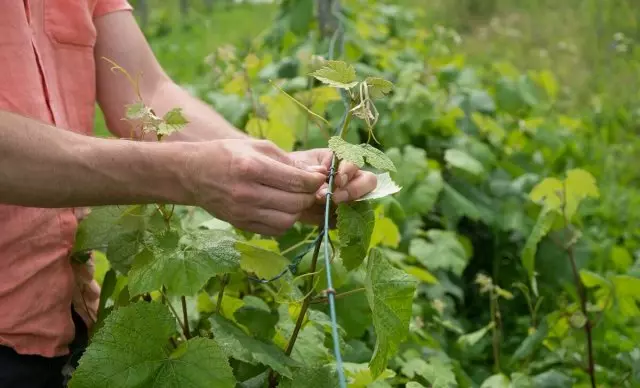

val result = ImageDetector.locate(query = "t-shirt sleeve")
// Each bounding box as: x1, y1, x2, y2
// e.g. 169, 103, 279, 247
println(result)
93, 0, 133, 19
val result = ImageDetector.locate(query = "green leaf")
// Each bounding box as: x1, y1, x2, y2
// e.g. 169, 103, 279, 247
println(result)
403, 265, 438, 284
128, 229, 240, 296
337, 202, 376, 270
309, 60, 358, 89
237, 240, 290, 279
444, 148, 485, 176
366, 77, 394, 99
343, 362, 396, 387
521, 206, 557, 279
125, 101, 149, 120
365, 249, 417, 377
356, 173, 402, 202
511, 320, 548, 362
233, 296, 279, 340
279, 365, 339, 388
69, 302, 234, 388
409, 230, 470, 276
157, 107, 189, 137
210, 315, 299, 378
610, 245, 633, 272
480, 374, 510, 388
458, 321, 494, 348
329, 137, 397, 172
406, 383, 427, 388
401, 357, 457, 388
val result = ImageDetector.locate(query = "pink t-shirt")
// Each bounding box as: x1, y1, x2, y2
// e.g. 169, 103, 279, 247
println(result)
0, 0, 132, 357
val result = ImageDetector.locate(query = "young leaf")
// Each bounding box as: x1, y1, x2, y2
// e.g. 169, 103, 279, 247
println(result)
156, 107, 189, 137
401, 357, 457, 388
409, 230, 470, 276
457, 321, 495, 348
337, 201, 376, 270
329, 137, 397, 172
279, 365, 339, 388
444, 148, 485, 176
365, 77, 394, 99
356, 173, 402, 202
236, 240, 290, 279
210, 315, 299, 379
365, 249, 417, 378
309, 60, 358, 89
125, 101, 149, 120
521, 206, 557, 279
69, 302, 235, 388
128, 229, 241, 296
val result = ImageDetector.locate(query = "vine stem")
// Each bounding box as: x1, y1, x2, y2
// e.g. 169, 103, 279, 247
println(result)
562, 186, 596, 388
490, 290, 501, 373
216, 274, 230, 315
268, 234, 323, 387
310, 287, 365, 304
181, 296, 191, 339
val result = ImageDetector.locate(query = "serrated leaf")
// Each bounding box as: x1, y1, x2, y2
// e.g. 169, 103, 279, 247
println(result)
409, 230, 470, 276
309, 60, 358, 89
128, 229, 240, 296
210, 315, 299, 378
157, 107, 189, 137
69, 302, 235, 388
401, 357, 457, 388
521, 206, 557, 278
343, 362, 396, 387
329, 137, 396, 172
237, 240, 290, 279
337, 202, 375, 270
357, 173, 402, 202
564, 168, 599, 220
279, 365, 339, 388
365, 249, 417, 377
125, 101, 149, 120
444, 148, 485, 176
366, 77, 394, 99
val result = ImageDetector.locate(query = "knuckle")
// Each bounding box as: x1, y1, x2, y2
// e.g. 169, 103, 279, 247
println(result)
230, 184, 254, 204
235, 156, 258, 176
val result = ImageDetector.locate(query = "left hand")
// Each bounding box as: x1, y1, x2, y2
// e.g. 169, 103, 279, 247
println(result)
288, 148, 378, 226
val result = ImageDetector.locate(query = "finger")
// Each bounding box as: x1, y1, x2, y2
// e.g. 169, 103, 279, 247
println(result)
335, 161, 360, 188
239, 208, 301, 236
255, 155, 327, 193
299, 203, 337, 229
332, 170, 377, 203
255, 184, 319, 214
256, 141, 329, 175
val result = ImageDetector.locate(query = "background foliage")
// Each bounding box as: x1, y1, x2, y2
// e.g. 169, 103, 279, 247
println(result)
83, 0, 640, 387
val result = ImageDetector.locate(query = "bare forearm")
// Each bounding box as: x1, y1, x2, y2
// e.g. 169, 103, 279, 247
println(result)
146, 80, 249, 142
0, 110, 193, 208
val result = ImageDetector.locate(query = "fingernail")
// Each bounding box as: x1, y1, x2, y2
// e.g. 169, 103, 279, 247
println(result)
333, 191, 349, 203
318, 188, 328, 199
339, 173, 348, 187
306, 165, 327, 174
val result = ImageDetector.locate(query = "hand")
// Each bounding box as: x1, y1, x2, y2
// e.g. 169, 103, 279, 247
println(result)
187, 139, 328, 236
288, 148, 378, 226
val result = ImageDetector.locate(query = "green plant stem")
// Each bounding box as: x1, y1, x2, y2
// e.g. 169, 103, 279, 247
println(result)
562, 194, 596, 388
216, 274, 230, 315
310, 287, 365, 304
268, 235, 323, 388
181, 296, 191, 339
490, 291, 501, 373
161, 290, 187, 340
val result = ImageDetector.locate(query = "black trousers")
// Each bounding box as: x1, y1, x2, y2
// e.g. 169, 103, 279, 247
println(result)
0, 308, 89, 388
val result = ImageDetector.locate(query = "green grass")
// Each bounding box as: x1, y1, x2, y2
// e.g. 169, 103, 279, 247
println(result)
404, 0, 640, 115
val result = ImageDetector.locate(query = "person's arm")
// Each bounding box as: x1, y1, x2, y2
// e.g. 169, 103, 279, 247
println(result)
94, 11, 246, 142
0, 110, 327, 235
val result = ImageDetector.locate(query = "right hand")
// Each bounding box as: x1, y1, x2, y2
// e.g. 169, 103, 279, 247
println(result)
187, 139, 328, 236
